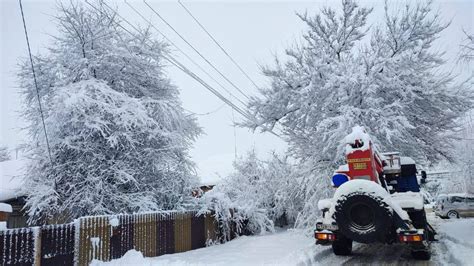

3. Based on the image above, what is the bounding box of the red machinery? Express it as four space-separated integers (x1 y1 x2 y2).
333 126 386 187
316 126 435 261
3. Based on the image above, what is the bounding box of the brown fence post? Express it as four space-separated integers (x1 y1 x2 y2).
204 212 217 244
191 212 205 249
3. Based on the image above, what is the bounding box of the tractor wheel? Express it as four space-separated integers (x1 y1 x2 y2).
334 192 392 244
447 210 459 219
332 235 352 256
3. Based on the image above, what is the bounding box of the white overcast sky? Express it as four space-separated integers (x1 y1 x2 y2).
0 0 472 183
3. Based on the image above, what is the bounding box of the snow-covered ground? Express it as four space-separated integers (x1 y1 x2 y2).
92 217 474 266
432 217 474 265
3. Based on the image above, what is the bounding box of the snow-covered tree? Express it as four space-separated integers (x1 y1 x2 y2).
459 30 474 63
0 146 10 162
454 31 474 194
201 150 303 237
244 0 473 228
19 2 201 223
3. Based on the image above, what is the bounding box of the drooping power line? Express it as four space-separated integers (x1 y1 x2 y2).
86 0 282 138
89 1 252 122
143 0 251 101
178 0 261 91
123 0 248 107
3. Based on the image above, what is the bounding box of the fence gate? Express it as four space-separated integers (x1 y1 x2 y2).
110 215 134 260
40 223 75 265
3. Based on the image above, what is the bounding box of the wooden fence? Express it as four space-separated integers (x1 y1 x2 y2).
0 210 225 265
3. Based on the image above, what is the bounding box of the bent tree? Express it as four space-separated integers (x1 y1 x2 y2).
244 0 473 228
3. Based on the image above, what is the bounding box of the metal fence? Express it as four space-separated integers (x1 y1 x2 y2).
0 210 225 265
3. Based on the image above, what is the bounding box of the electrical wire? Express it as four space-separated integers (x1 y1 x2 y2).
123 0 248 107
88 1 252 122
143 0 251 101
178 0 261 91
18 0 53 165
184 103 226 116
86 0 281 138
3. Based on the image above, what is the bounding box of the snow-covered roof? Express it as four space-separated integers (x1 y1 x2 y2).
0 159 28 202
0 203 13 213
199 175 222 187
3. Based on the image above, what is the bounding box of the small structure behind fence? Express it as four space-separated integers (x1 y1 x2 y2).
0 210 225 265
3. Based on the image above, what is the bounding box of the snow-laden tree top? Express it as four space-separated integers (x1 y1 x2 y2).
245 0 472 166
19 2 201 223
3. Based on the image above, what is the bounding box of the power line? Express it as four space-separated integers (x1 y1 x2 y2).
184 103 226 116
86 0 282 138
88 1 251 121
123 0 248 107
18 0 53 165
178 0 261 91
143 0 251 101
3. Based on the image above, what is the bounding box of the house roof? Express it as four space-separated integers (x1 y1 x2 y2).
199 174 222 187
0 159 27 202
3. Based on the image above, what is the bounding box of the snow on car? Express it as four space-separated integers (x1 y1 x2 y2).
435 193 474 219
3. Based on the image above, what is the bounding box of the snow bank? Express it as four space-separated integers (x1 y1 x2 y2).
0 222 6 230
436 219 474 265
0 159 28 201
91 229 318 266
91 249 145 266
0 203 12 213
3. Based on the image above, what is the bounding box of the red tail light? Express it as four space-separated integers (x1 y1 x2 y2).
399 234 423 242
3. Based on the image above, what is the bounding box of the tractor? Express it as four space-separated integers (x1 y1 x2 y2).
314 126 436 260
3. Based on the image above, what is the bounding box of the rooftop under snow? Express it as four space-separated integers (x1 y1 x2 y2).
0 159 27 201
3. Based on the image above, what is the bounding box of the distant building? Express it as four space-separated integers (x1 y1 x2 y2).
0 159 29 228
192 175 222 198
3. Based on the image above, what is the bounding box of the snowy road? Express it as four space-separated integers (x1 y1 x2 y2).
93 216 474 266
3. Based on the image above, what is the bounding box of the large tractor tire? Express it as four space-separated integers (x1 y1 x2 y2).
334 192 393 244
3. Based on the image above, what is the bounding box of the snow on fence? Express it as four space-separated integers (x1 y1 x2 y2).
0 210 224 265
0 227 37 265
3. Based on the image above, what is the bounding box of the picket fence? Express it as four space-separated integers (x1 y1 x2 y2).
0 210 225 265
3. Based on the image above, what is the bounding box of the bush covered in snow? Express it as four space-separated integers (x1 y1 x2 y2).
19 2 201 223
200 150 305 238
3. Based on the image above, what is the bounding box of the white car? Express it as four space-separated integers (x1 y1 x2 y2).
435 193 474 218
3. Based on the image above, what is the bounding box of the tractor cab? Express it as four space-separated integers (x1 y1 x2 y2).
383 153 420 193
